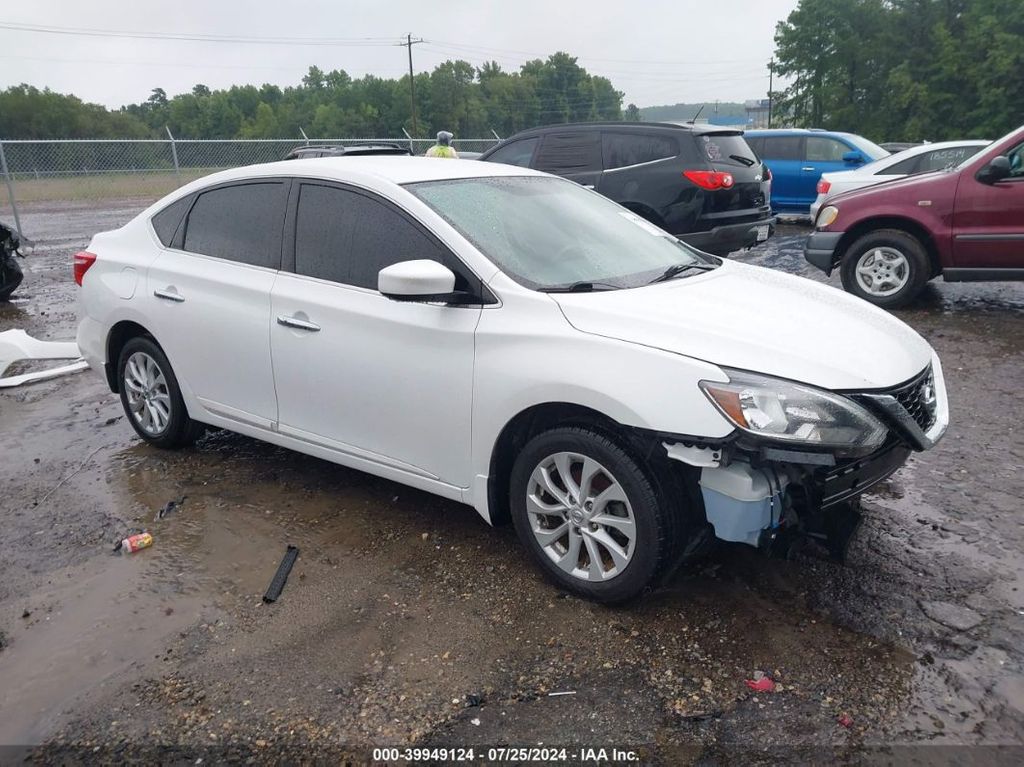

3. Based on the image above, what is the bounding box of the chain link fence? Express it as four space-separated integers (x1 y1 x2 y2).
0 136 501 239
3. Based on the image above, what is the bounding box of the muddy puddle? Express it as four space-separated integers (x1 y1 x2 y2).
1 206 1022 757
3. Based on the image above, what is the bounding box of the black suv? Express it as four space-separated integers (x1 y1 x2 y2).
479 122 774 255
283 142 412 160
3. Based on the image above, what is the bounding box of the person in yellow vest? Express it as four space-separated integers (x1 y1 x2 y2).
425 131 459 158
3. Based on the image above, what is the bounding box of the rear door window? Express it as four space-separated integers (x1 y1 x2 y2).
486 138 538 168
760 136 804 161
533 132 602 175
602 132 677 170
697 134 758 167
183 182 286 268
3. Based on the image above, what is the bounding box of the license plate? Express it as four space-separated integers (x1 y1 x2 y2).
756 225 770 242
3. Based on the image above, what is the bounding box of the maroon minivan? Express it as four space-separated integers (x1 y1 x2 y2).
804 125 1024 308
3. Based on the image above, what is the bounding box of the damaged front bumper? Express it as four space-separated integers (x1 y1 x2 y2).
662 356 948 555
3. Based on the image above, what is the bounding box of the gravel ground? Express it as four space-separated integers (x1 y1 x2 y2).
0 201 1022 763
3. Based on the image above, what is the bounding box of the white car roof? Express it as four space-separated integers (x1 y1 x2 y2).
189 156 543 189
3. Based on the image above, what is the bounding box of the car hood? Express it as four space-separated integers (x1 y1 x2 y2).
551 261 932 391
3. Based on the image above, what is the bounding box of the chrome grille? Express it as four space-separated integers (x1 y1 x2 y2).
887 366 937 433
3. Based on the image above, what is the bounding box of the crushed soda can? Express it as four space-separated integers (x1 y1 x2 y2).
119 532 153 554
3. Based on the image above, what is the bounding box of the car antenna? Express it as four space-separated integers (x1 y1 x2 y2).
688 104 705 124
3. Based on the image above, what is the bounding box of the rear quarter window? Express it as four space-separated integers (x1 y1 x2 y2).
485 138 539 168
760 136 803 161
698 134 759 167
150 195 192 247
601 132 678 170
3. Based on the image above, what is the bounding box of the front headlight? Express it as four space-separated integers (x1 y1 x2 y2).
700 369 887 451
816 205 839 228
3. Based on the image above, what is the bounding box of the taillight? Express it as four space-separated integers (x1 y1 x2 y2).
73 251 97 286
764 166 772 181
817 179 831 195
684 170 734 190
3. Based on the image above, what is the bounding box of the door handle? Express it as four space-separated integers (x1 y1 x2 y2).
801 166 816 172
277 315 321 332
153 289 185 303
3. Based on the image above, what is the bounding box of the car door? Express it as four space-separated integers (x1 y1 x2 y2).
758 136 804 211
531 131 603 189
803 136 858 209
270 181 482 487
952 138 1024 268
596 130 680 218
145 180 286 428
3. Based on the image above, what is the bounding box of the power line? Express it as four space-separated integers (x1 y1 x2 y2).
0 21 403 46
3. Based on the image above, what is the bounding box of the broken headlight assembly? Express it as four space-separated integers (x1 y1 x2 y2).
700 369 888 452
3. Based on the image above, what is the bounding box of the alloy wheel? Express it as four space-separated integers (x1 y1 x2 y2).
526 451 636 582
123 351 171 436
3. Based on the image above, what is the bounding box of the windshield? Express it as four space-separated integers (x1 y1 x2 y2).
406 176 712 291
848 135 890 161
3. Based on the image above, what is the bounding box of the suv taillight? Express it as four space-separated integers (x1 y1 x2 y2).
764 166 772 181
684 170 734 190
73 251 97 286
817 179 831 195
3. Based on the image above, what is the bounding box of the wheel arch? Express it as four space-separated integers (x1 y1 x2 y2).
835 217 942 277
105 320 158 392
485 401 691 528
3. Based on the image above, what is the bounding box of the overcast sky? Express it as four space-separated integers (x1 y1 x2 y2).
1 0 798 110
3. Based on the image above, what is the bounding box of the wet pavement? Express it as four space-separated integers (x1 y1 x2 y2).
0 203 1022 762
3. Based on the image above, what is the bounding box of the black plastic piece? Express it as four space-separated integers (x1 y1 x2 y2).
263 545 299 603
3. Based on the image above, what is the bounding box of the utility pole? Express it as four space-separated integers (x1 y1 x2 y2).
400 34 425 138
767 60 775 129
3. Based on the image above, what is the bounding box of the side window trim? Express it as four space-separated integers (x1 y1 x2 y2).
177 177 290 271
285 178 497 305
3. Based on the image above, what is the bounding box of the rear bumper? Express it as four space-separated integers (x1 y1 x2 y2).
803 230 844 274
679 217 776 256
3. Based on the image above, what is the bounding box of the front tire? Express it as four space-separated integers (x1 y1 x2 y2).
509 427 676 603
839 229 930 309
117 337 202 449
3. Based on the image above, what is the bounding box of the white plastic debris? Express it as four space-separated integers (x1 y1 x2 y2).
0 329 88 388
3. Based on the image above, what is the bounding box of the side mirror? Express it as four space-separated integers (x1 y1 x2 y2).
842 150 864 164
977 155 1011 184
378 260 457 302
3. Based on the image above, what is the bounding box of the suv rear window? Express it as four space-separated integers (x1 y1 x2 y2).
697 133 759 167
602 132 677 170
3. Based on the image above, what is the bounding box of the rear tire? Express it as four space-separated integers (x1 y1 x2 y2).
117 337 202 449
839 229 930 309
509 427 677 603
0 254 23 302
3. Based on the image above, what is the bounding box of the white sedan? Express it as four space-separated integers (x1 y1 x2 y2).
76 157 947 602
810 140 989 221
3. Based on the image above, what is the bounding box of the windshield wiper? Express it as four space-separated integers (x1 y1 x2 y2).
540 281 618 293
729 154 756 167
647 262 716 284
